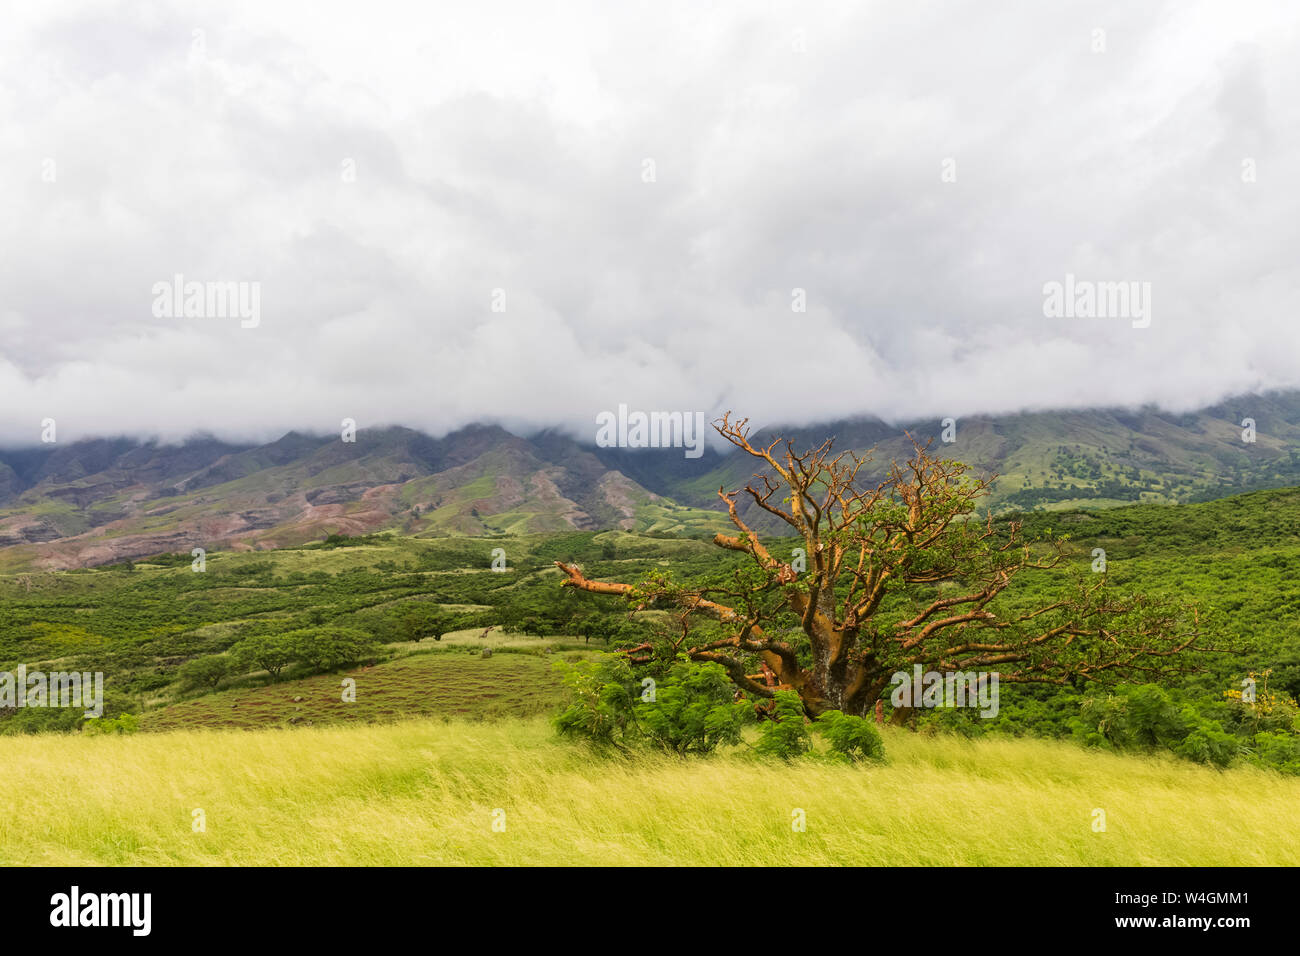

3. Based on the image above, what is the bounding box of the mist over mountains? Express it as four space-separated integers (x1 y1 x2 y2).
0 390 1297 570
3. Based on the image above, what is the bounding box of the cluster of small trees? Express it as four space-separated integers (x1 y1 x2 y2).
177 626 381 689
1071 679 1300 774
378 603 458 643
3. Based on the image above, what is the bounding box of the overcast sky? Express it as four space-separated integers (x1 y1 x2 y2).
1 0 1297 447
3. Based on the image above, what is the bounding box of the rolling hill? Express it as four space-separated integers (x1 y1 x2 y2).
0 390 1298 568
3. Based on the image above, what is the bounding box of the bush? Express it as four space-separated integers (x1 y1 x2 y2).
554 661 889 763
1075 684 1253 771
755 691 812 760
386 604 453 643
1174 720 1238 769
1248 732 1300 775
553 655 638 749
635 660 751 755
817 710 885 762
554 656 752 754
1123 685 1191 748
83 713 140 736
0 689 138 735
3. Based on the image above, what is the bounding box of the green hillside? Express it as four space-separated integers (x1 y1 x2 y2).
139 650 572 731
0 487 1297 759
662 393 1300 525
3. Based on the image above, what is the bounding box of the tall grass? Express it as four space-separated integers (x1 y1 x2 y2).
3 719 1296 865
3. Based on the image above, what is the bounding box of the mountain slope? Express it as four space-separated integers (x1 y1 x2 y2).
611 391 1300 527
0 426 725 569
0 390 1298 569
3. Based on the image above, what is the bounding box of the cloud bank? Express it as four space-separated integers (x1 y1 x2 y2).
0 0 1297 446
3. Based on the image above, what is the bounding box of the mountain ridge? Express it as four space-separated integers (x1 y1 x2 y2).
1 390 1298 569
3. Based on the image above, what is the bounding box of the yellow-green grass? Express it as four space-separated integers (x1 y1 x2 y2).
3 719 1298 866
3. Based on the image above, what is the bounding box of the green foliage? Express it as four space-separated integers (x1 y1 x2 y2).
302 533 387 551
0 689 137 735
635 660 751 755
83 712 139 736
389 603 453 642
1248 732 1300 775
1072 684 1243 769
289 627 381 672
138 551 198 568
754 691 812 760
552 655 637 749
553 656 752 755
1173 721 1239 769
816 709 885 762
229 633 298 681
1123 684 1193 748
176 655 229 690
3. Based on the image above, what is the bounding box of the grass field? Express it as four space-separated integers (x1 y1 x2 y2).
4 718 1297 866
139 649 570 731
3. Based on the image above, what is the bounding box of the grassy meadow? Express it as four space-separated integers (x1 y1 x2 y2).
3 718 1297 866
139 646 569 731
3 491 1300 866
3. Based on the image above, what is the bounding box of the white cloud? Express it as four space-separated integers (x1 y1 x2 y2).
0 0 1296 446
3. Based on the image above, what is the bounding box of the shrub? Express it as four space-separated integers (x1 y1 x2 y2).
817 710 885 762
83 713 139 736
1076 684 1255 771
554 656 752 754
635 660 750 755
554 661 886 763
387 604 453 643
1247 732 1300 775
1123 685 1190 748
1174 720 1238 769
552 655 637 749
755 691 812 760
1073 693 1128 749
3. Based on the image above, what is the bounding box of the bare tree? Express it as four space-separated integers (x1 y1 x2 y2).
557 413 1203 721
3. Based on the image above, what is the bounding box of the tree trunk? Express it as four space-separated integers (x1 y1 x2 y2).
796 623 877 719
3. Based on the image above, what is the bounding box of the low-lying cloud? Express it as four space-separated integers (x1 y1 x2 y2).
0 0 1296 447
